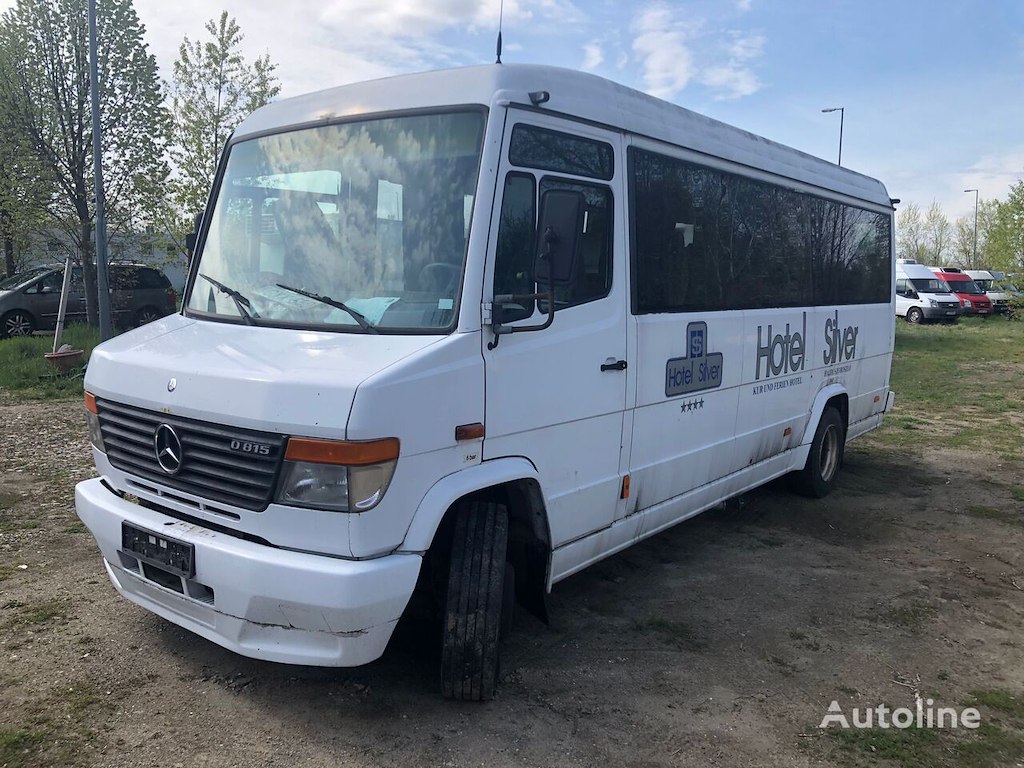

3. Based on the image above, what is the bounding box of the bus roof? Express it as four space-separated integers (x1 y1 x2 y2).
235 63 892 210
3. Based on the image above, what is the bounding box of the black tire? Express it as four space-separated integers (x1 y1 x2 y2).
791 407 845 499
906 307 923 324
134 305 162 327
441 500 509 702
1 310 35 339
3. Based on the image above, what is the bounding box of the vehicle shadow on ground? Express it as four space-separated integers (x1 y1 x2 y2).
154 446 934 710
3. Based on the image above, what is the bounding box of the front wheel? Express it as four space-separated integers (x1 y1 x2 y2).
440 500 509 701
906 307 923 324
791 407 845 498
1 310 35 338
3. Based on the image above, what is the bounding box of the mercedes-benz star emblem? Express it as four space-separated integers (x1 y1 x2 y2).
167 378 177 392
154 424 183 474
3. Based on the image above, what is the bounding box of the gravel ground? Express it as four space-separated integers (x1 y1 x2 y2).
2 396 1024 767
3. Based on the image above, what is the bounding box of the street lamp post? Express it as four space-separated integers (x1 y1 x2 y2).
821 107 844 166
964 188 979 269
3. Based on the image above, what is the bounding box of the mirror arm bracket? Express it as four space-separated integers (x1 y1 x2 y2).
487 290 555 350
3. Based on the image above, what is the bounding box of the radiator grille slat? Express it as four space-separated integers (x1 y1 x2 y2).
96 398 285 511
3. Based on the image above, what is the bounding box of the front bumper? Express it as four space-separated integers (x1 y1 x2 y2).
921 305 961 320
75 477 421 666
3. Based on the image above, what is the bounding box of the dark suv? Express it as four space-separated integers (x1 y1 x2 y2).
0 263 177 338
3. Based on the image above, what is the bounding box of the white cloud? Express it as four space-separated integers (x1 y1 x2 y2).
631 4 696 99
700 31 764 99
582 41 604 71
736 0 753 12
960 149 1024 205
630 5 764 101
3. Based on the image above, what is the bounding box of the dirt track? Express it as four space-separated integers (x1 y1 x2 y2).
2 397 1024 767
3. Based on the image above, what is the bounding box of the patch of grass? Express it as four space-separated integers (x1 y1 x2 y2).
873 321 1024 458
968 689 1024 719
62 521 86 534
962 505 1020 526
881 601 937 632
1012 487 1024 503
0 324 100 400
0 729 47 768
829 725 940 768
954 721 1024 767
8 599 67 627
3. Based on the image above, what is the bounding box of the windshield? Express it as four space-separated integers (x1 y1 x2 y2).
185 111 486 332
949 279 984 295
910 278 951 293
0 266 51 291
975 278 993 291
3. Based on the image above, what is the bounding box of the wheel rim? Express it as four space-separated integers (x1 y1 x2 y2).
818 424 840 482
4 313 31 337
908 309 921 323
138 309 159 325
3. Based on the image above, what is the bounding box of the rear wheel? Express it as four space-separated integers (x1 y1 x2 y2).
440 500 509 701
906 307 923 324
791 407 845 498
1 310 35 338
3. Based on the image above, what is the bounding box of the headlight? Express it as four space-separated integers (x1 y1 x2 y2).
84 391 106 452
277 437 399 512
963 299 972 307
928 299 938 307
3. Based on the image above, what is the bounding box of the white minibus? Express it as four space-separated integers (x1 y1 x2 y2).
965 269 1013 314
76 64 896 700
895 259 961 322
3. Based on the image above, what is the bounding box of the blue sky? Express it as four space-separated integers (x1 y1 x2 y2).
4 0 1022 222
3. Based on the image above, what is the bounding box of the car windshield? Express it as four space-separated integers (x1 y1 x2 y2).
0 266 51 290
910 278 951 293
975 278 993 291
950 279 984 295
185 111 486 333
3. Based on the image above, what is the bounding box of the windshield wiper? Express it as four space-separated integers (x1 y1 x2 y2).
276 283 378 333
199 273 259 325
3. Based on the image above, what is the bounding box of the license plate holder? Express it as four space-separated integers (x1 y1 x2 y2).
121 522 195 579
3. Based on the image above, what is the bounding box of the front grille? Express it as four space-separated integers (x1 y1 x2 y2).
96 398 285 511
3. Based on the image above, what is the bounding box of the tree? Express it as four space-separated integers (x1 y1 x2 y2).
988 180 1024 274
167 12 280 230
0 91 52 277
896 202 926 262
952 199 998 269
0 0 169 324
923 201 951 266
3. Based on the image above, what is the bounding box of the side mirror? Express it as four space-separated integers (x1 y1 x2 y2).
533 189 584 287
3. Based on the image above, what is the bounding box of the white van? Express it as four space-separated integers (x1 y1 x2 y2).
76 64 896 700
965 269 1013 314
895 259 960 322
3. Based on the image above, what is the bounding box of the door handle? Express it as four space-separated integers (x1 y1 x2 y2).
601 359 627 372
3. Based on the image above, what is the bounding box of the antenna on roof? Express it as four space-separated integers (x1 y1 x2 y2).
495 0 504 64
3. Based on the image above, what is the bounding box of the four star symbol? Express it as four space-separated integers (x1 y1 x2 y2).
680 398 706 413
